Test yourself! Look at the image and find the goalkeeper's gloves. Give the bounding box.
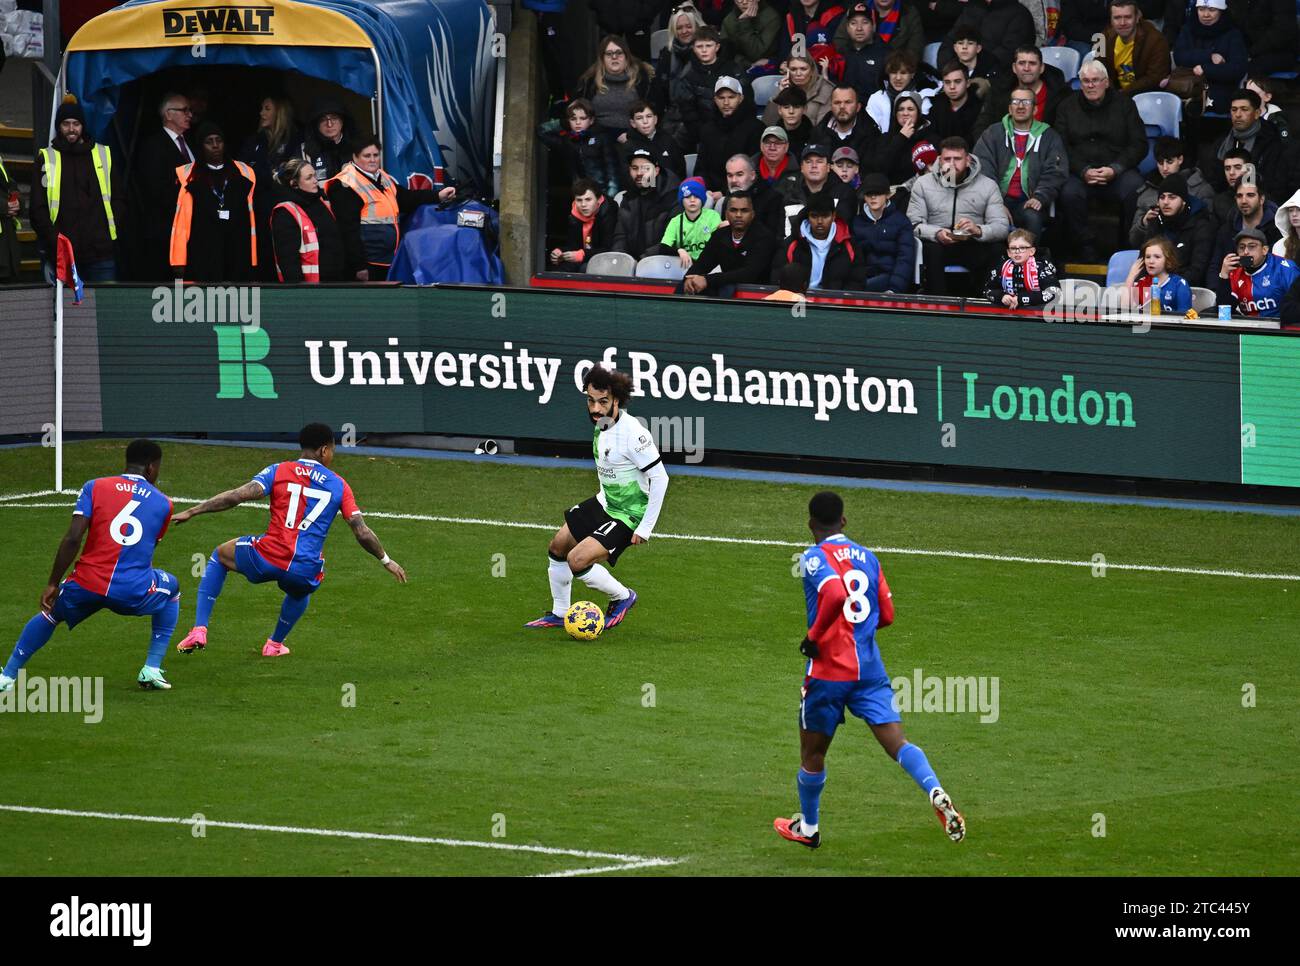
[799,635,819,659]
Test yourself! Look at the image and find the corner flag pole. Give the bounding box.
[55,277,63,494]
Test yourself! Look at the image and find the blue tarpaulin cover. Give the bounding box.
[387,200,503,284]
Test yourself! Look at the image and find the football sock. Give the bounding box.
[576,563,629,601]
[896,742,940,796]
[271,594,311,644]
[3,612,58,677]
[194,551,228,627]
[796,767,826,834]
[548,553,572,616]
[145,595,180,670]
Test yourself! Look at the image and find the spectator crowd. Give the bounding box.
[534,0,1300,323]
[0,90,458,286]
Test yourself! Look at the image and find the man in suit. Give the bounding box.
[132,92,194,280]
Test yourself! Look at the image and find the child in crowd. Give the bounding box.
[537,98,620,199]
[982,228,1060,308]
[1124,236,1194,313]
[660,177,724,269]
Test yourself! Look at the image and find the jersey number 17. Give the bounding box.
[283,483,331,531]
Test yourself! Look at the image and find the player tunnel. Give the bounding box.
[53,0,496,189]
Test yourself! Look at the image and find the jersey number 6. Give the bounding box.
[109,500,144,547]
[841,569,872,624]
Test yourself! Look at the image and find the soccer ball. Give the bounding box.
[564,601,605,641]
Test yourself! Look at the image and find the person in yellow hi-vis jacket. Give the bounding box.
[29,99,126,282]
[169,122,257,282]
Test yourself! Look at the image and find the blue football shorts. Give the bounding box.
[52,570,179,630]
[799,675,901,736]
[234,536,322,599]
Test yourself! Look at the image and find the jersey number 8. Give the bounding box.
[841,569,872,624]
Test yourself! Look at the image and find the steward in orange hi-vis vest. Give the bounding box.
[325,140,442,280]
[169,122,257,282]
[327,162,400,267]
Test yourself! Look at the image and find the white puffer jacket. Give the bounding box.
[1272,188,1300,258]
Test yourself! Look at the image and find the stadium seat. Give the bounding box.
[684,153,698,177]
[1134,92,1181,137]
[1269,12,1299,79]
[922,42,941,69]
[752,74,782,109]
[912,240,972,284]
[1106,249,1139,286]
[1133,92,1181,174]
[635,255,687,280]
[1071,50,1098,90]
[1190,286,1216,313]
[586,251,637,277]
[1041,46,1081,82]
[1059,277,1102,308]
[650,29,669,61]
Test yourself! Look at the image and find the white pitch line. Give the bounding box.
[0,503,92,509]
[0,489,68,503]
[536,859,681,877]
[0,804,681,876]
[370,514,1300,581]
[1,499,1296,582]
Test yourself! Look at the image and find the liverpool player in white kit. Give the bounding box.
[525,365,669,631]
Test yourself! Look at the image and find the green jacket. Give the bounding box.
[660,208,723,260]
[721,5,783,64]
[972,115,1069,207]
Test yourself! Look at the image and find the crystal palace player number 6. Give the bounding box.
[1,440,181,691]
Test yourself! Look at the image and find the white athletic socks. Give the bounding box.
[577,563,629,601]
[548,555,572,616]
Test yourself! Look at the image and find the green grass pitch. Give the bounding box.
[0,440,1297,876]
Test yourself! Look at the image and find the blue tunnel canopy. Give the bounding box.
[62,0,495,188]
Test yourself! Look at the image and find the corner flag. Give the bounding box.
[55,233,84,305]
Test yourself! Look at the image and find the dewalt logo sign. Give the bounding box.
[162,7,275,37]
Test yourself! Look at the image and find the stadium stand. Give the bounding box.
[1040,46,1081,84]
[1107,250,1141,286]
